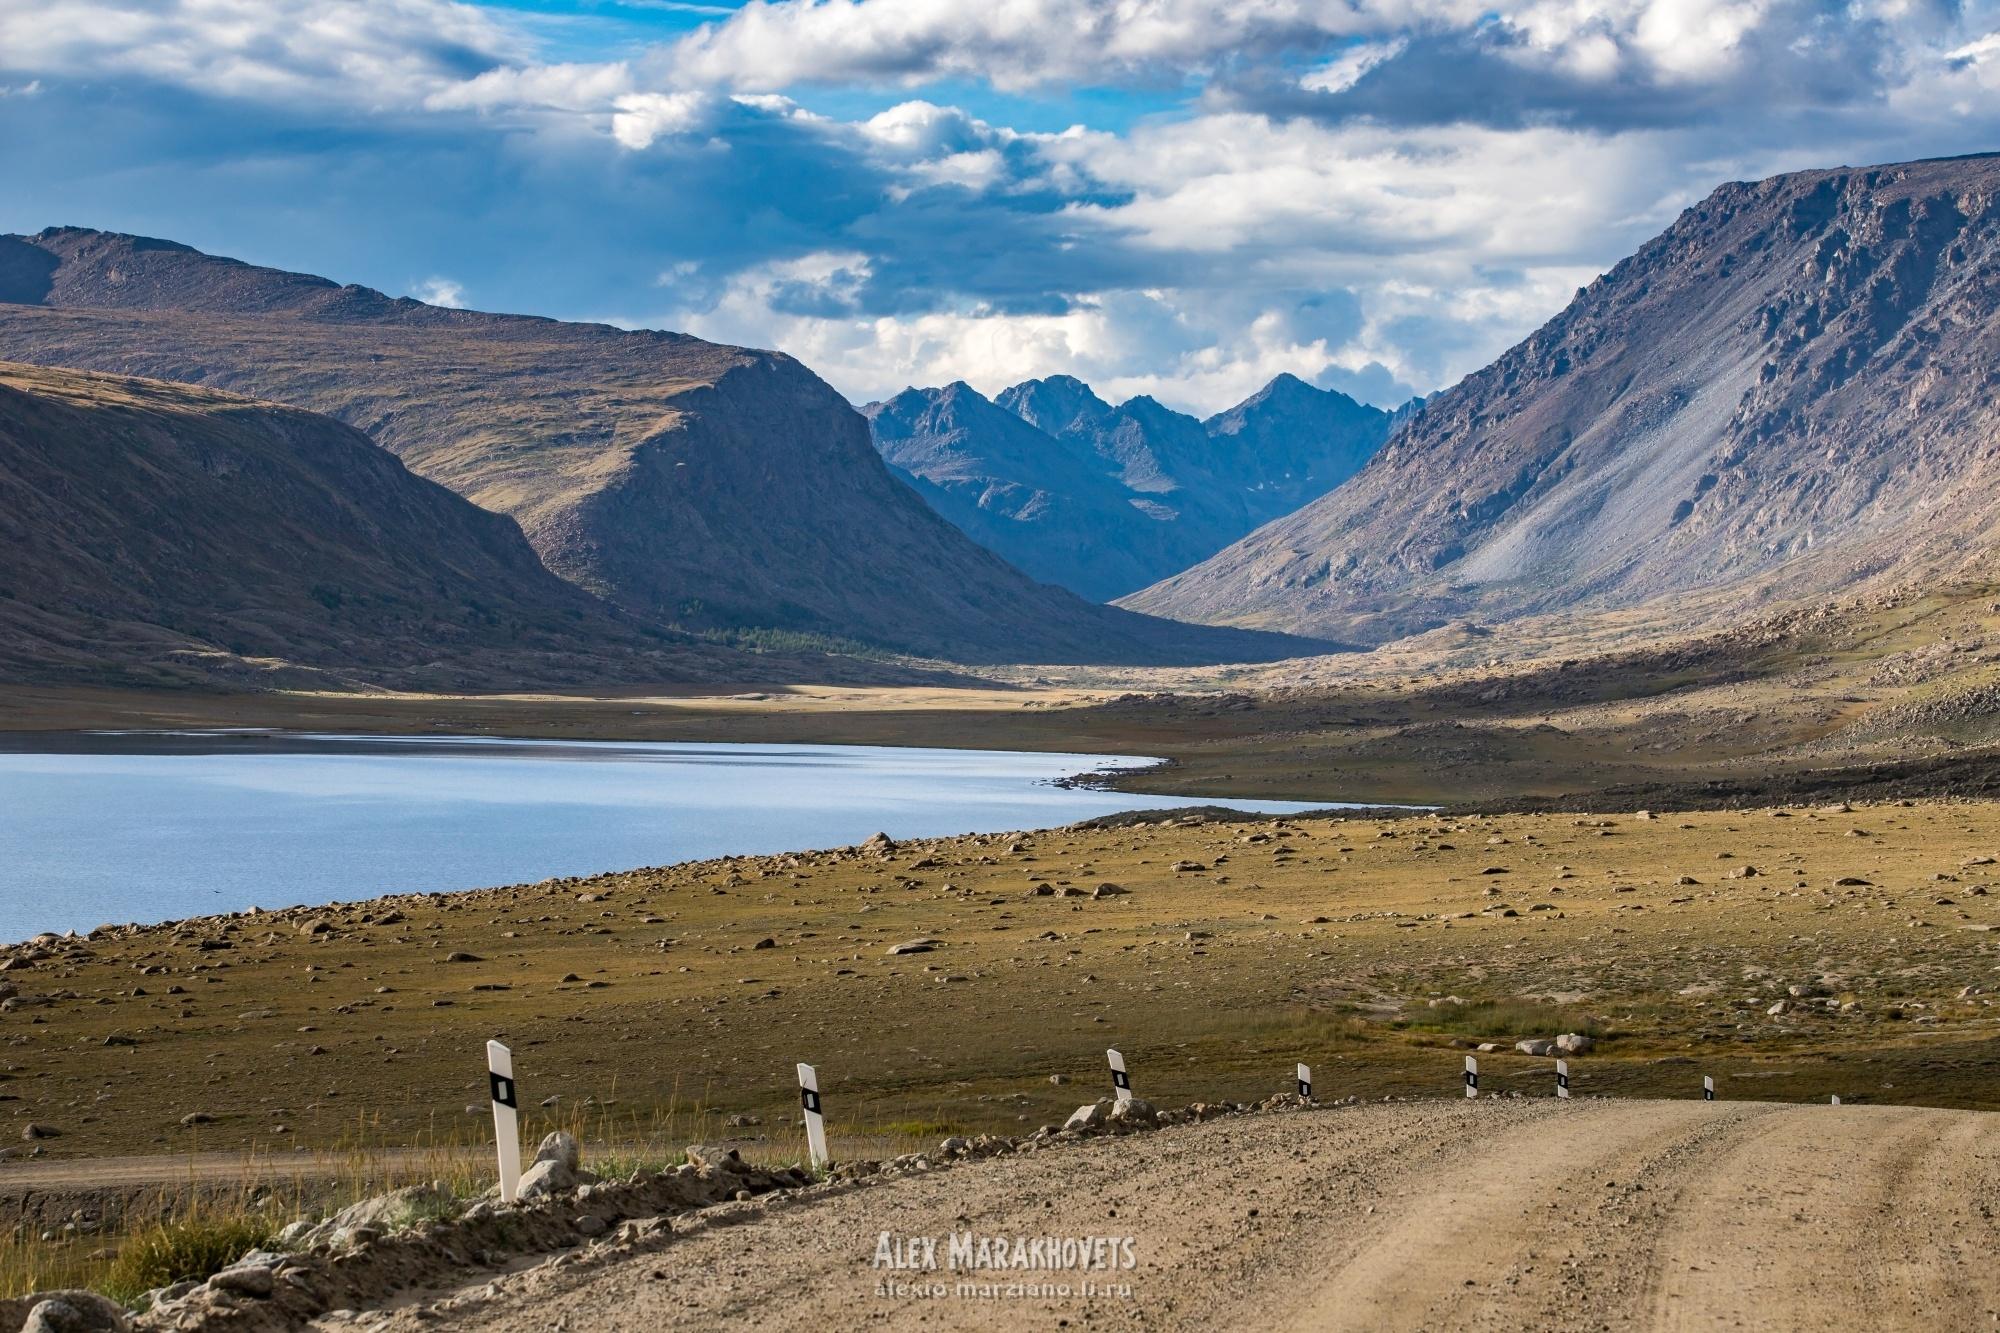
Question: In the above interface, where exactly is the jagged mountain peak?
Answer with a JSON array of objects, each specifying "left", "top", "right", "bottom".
[
  {"left": 994, "top": 374, "right": 1113, "bottom": 435},
  {"left": 867, "top": 370, "right": 1390, "bottom": 600}
]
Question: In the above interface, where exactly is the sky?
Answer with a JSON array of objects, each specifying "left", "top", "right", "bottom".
[{"left": 2, "top": 1, "right": 1999, "bottom": 416}]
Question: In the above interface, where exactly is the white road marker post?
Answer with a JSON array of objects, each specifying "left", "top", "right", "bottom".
[
  {"left": 1464, "top": 1055, "right": 1479, "bottom": 1099},
  {"left": 1556, "top": 1058, "right": 1571, "bottom": 1099},
  {"left": 486, "top": 1039, "right": 521, "bottom": 1204},
  {"left": 1830, "top": 1094, "right": 1841, "bottom": 1106},
  {"left": 1703, "top": 1075, "right": 1715, "bottom": 1102},
  {"left": 797, "top": 1062, "right": 829, "bottom": 1170},
  {"left": 1296, "top": 1062, "right": 1313, "bottom": 1100},
  {"left": 1107, "top": 1048, "right": 1132, "bottom": 1104}
]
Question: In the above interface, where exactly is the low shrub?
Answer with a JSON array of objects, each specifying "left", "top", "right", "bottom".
[{"left": 100, "top": 1213, "right": 273, "bottom": 1302}]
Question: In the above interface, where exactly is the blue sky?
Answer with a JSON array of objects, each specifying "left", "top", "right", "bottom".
[{"left": 3, "top": 0, "right": 1999, "bottom": 414}]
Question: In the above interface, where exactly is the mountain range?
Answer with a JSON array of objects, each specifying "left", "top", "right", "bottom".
[
  {"left": 4, "top": 150, "right": 1995, "bottom": 686},
  {"left": 0, "top": 228, "right": 1317, "bottom": 668},
  {"left": 0, "top": 361, "right": 733, "bottom": 689},
  {"left": 1127, "top": 152, "right": 2000, "bottom": 645},
  {"left": 865, "top": 372, "right": 1389, "bottom": 600}
]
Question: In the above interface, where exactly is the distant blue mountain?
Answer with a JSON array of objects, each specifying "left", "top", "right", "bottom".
[{"left": 864, "top": 372, "right": 1389, "bottom": 601}]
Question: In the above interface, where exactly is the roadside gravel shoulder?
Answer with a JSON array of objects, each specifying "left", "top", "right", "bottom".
[{"left": 349, "top": 1099, "right": 2000, "bottom": 1333}]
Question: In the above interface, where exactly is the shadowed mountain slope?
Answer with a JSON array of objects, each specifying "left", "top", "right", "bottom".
[
  {"left": 0, "top": 228, "right": 1319, "bottom": 666},
  {"left": 0, "top": 361, "right": 765, "bottom": 689}
]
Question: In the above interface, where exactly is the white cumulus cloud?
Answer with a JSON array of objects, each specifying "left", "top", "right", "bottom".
[{"left": 412, "top": 276, "right": 467, "bottom": 308}]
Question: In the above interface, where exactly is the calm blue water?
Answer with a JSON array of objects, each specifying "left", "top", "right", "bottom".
[{"left": 0, "top": 733, "right": 1326, "bottom": 941}]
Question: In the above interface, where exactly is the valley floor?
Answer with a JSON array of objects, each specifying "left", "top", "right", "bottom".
[
  {"left": 8, "top": 577, "right": 2000, "bottom": 812},
  {"left": 9, "top": 801, "right": 1997, "bottom": 1176},
  {"left": 9, "top": 582, "right": 2000, "bottom": 1307}
]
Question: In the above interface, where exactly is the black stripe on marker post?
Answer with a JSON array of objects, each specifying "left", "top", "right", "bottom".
[
  {"left": 490, "top": 1073, "right": 517, "bottom": 1110},
  {"left": 801, "top": 1087, "right": 821, "bottom": 1115}
]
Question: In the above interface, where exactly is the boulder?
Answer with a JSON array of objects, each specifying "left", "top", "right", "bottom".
[
  {"left": 1063, "top": 1100, "right": 1114, "bottom": 1131},
  {"left": 16, "top": 1292, "right": 131, "bottom": 1332},
  {"left": 207, "top": 1265, "right": 275, "bottom": 1298},
  {"left": 1555, "top": 1033, "right": 1595, "bottom": 1055},
  {"left": 535, "top": 1130, "right": 581, "bottom": 1174},
  {"left": 301, "top": 1181, "right": 454, "bottom": 1245},
  {"left": 272, "top": 1219, "right": 315, "bottom": 1249},
  {"left": 515, "top": 1158, "right": 577, "bottom": 1200},
  {"left": 1514, "top": 1038, "right": 1556, "bottom": 1056},
  {"left": 1107, "top": 1097, "right": 1158, "bottom": 1128},
  {"left": 683, "top": 1144, "right": 744, "bottom": 1172}
]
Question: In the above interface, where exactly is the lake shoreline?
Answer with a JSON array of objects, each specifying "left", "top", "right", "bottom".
[
  {"left": 0, "top": 681, "right": 1424, "bottom": 806},
  {"left": 0, "top": 731, "right": 1331, "bottom": 941}
]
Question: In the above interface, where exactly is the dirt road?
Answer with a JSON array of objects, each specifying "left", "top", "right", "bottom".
[{"left": 351, "top": 1098, "right": 1998, "bottom": 1332}]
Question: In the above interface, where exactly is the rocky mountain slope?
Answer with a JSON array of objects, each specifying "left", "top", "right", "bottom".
[
  {"left": 1125, "top": 153, "right": 2000, "bottom": 645},
  {"left": 865, "top": 373, "right": 1389, "bottom": 600},
  {"left": 0, "top": 229, "right": 1314, "bottom": 665},
  {"left": 0, "top": 362, "right": 737, "bottom": 689}
]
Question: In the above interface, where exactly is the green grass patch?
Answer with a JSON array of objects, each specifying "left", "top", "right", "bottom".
[
  {"left": 873, "top": 1119, "right": 967, "bottom": 1139},
  {"left": 101, "top": 1213, "right": 274, "bottom": 1302},
  {"left": 1398, "top": 998, "right": 1607, "bottom": 1041},
  {"left": 1212, "top": 1010, "right": 1377, "bottom": 1048},
  {"left": 588, "top": 1151, "right": 688, "bottom": 1180}
]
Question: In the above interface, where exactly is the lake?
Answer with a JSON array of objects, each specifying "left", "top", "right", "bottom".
[{"left": 0, "top": 732, "right": 1328, "bottom": 941}]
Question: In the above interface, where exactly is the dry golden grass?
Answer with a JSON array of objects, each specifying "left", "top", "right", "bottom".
[{"left": 6, "top": 802, "right": 1997, "bottom": 1176}]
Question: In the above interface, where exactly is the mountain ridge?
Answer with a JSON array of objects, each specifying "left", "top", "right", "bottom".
[
  {"left": 0, "top": 227, "right": 1322, "bottom": 666},
  {"left": 1124, "top": 152, "right": 2000, "bottom": 644}
]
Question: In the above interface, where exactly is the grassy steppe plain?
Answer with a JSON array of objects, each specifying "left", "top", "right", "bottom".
[{"left": 8, "top": 801, "right": 1997, "bottom": 1177}]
